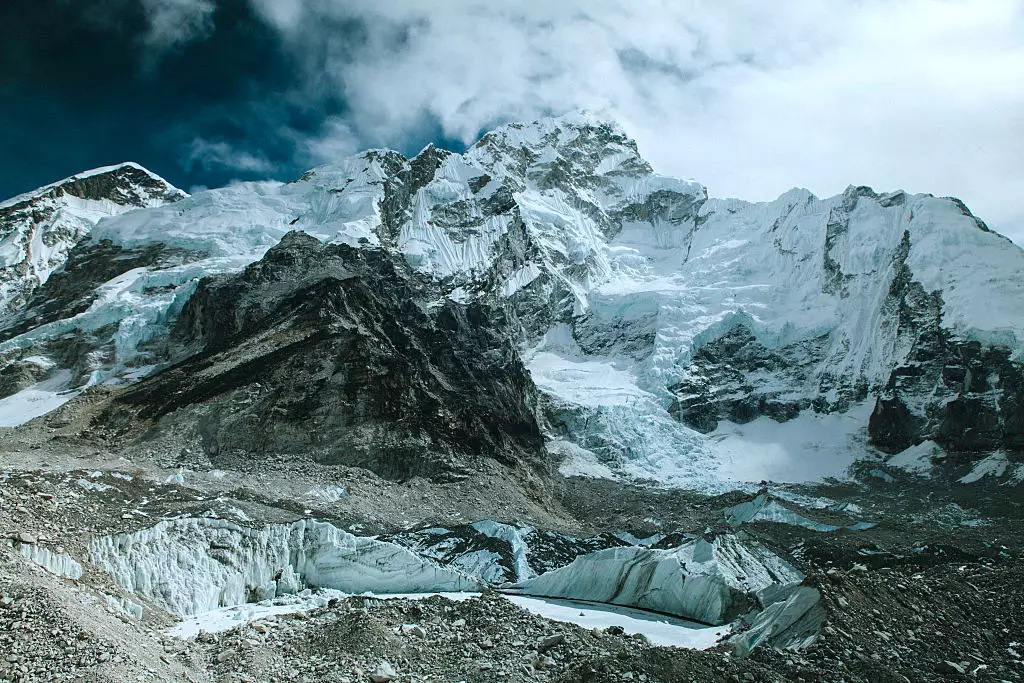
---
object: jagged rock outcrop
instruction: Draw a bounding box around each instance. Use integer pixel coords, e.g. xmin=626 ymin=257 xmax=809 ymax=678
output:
xmin=667 ymin=325 xmax=824 ymax=433
xmin=116 ymin=231 xmax=543 ymax=480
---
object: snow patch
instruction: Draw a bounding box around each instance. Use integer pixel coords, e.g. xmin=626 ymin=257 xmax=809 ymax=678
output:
xmin=709 ymin=403 xmax=872 ymax=484
xmin=959 ymin=453 xmax=1009 ymax=484
xmin=0 ymin=372 xmax=80 ymax=427
xmin=76 ymin=479 xmax=113 ymax=493
xmin=169 ymin=591 xmax=477 ymax=638
xmin=548 ymin=440 xmax=617 ymax=480
xmin=887 ymin=441 xmax=940 ymax=475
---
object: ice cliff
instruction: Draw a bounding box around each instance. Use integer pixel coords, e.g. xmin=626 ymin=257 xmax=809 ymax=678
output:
xmin=511 ymin=534 xmax=804 ymax=625
xmin=88 ymin=518 xmax=483 ymax=617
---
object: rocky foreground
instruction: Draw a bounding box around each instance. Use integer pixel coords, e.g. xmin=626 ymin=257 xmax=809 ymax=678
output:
xmin=1 ymin=427 xmax=1022 ymax=682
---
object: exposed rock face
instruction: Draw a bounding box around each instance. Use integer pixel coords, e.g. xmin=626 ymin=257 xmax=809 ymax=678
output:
xmin=870 ymin=339 xmax=1024 ymax=456
xmin=867 ymin=230 xmax=1024 ymax=456
xmin=0 ymin=163 xmax=185 ymax=315
xmin=667 ymin=325 xmax=824 ymax=433
xmin=117 ymin=231 xmax=543 ymax=480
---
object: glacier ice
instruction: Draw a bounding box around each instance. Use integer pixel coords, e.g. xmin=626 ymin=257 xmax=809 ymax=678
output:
xmin=383 ymin=521 xmax=539 ymax=585
xmin=511 ymin=534 xmax=803 ymax=625
xmin=502 ymin=594 xmax=726 ymax=649
xmin=469 ymin=520 xmax=537 ymax=582
xmin=13 ymin=541 xmax=84 ymax=579
xmin=88 ymin=517 xmax=483 ymax=617
xmin=730 ymin=586 xmax=824 ymax=657
xmin=721 ymin=492 xmax=874 ymax=532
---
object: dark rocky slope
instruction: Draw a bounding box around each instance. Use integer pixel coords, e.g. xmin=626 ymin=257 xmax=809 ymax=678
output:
xmin=114 ymin=231 xmax=543 ymax=480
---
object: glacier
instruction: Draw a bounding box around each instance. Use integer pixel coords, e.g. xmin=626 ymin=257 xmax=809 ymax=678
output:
xmin=12 ymin=540 xmax=84 ymax=580
xmin=85 ymin=516 xmax=806 ymax=646
xmin=510 ymin=534 xmax=804 ymax=626
xmin=88 ymin=517 xmax=484 ymax=617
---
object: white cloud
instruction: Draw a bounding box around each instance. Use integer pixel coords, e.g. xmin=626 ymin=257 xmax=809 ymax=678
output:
xmin=140 ymin=0 xmax=216 ymax=50
xmin=245 ymin=0 xmax=1024 ymax=242
xmin=301 ymin=117 xmax=359 ymax=166
xmin=185 ymin=138 xmax=273 ymax=174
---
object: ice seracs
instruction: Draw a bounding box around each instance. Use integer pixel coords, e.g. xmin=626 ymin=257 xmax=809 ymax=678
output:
xmin=511 ymin=534 xmax=804 ymax=625
xmin=86 ymin=515 xmax=811 ymax=651
xmin=89 ymin=517 xmax=484 ymax=617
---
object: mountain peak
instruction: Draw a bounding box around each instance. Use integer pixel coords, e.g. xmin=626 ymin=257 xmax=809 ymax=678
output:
xmin=0 ymin=162 xmax=185 ymax=212
xmin=0 ymin=162 xmax=187 ymax=314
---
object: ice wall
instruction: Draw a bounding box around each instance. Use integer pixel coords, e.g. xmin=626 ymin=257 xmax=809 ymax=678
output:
xmin=511 ymin=534 xmax=802 ymax=625
xmin=88 ymin=518 xmax=483 ymax=616
xmin=14 ymin=541 xmax=84 ymax=579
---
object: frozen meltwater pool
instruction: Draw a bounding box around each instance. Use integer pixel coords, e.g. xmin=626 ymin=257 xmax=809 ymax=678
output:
xmin=502 ymin=595 xmax=728 ymax=649
xmin=167 ymin=590 xmax=478 ymax=638
xmin=169 ymin=590 xmax=726 ymax=649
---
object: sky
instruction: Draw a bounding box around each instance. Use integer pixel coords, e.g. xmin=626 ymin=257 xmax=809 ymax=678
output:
xmin=2 ymin=0 xmax=1022 ymax=241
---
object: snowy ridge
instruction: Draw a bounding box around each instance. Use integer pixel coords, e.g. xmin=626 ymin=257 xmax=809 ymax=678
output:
xmin=0 ymin=162 xmax=186 ymax=315
xmin=1 ymin=113 xmax=1022 ymax=488
xmin=0 ymin=162 xmax=168 ymax=211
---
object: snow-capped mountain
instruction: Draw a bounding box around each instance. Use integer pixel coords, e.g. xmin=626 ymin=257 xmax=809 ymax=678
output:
xmin=1 ymin=114 xmax=1021 ymax=488
xmin=0 ymin=162 xmax=186 ymax=315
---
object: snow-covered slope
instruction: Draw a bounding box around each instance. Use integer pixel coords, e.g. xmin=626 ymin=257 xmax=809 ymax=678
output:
xmin=0 ymin=162 xmax=186 ymax=315
xmin=1 ymin=113 xmax=1021 ymax=489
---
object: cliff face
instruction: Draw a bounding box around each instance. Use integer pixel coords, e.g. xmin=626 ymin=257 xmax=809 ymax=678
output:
xmin=117 ymin=232 xmax=543 ymax=480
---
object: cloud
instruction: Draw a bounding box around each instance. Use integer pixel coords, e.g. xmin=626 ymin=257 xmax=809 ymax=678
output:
xmin=301 ymin=117 xmax=360 ymax=165
xmin=140 ymin=0 xmax=216 ymax=50
xmin=185 ymin=138 xmax=273 ymax=174
xmin=240 ymin=0 xmax=1024 ymax=241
